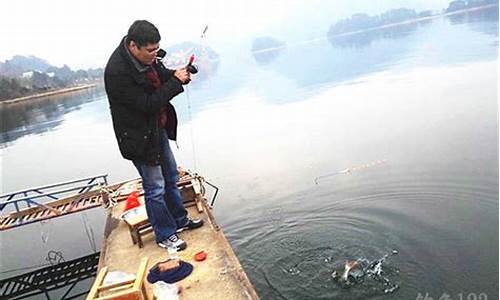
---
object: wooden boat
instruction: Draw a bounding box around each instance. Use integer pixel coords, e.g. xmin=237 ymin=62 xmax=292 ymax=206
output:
xmin=0 ymin=172 xmax=260 ymax=299
xmin=96 ymin=172 xmax=260 ymax=299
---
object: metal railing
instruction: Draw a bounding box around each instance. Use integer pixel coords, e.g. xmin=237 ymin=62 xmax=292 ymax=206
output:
xmin=0 ymin=174 xmax=108 ymax=214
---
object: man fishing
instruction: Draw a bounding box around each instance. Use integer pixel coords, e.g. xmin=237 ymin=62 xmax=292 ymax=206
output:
xmin=104 ymin=20 xmax=203 ymax=251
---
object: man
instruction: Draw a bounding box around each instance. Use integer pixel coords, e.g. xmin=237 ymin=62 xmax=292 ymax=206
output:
xmin=104 ymin=20 xmax=203 ymax=251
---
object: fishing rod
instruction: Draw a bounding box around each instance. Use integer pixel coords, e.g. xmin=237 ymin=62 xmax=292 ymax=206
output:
xmin=156 ymin=25 xmax=209 ymax=171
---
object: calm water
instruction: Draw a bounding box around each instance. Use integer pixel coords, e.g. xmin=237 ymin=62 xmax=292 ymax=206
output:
xmin=1 ymin=6 xmax=498 ymax=300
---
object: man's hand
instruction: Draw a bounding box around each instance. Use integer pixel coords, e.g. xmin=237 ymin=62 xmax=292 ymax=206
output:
xmin=174 ymin=68 xmax=191 ymax=84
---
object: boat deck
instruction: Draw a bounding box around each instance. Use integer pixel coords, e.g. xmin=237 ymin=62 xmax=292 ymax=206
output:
xmin=99 ymin=187 xmax=259 ymax=300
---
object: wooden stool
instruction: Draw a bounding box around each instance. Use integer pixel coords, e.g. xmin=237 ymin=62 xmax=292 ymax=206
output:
xmin=129 ymin=220 xmax=153 ymax=248
xmin=121 ymin=206 xmax=153 ymax=248
xmin=121 ymin=178 xmax=203 ymax=248
xmin=86 ymin=258 xmax=149 ymax=300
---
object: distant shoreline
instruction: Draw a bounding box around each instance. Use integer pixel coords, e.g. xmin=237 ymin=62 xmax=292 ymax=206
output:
xmin=0 ymin=84 xmax=99 ymax=105
xmin=329 ymin=4 xmax=498 ymax=38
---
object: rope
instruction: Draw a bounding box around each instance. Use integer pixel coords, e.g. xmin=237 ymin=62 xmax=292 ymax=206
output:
xmin=40 ymin=219 xmax=50 ymax=243
xmin=3 ymin=215 xmax=96 ymax=275
xmin=99 ymin=183 xmax=118 ymax=209
xmin=81 ymin=212 xmax=97 ymax=253
xmin=0 ymin=249 xmax=68 ymax=274
xmin=0 ymin=249 xmax=67 ymax=275
xmin=46 ymin=250 xmax=65 ymax=265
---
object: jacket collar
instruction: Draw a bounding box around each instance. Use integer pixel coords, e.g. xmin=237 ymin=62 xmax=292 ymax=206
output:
xmin=117 ymin=36 xmax=149 ymax=84
xmin=122 ymin=37 xmax=150 ymax=73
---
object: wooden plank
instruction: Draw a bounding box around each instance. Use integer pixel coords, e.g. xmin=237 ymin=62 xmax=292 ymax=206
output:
xmin=133 ymin=258 xmax=149 ymax=291
xmin=86 ymin=266 xmax=108 ymax=300
xmin=98 ymin=280 xmax=135 ymax=291
xmin=195 ymin=195 xmax=204 ymax=213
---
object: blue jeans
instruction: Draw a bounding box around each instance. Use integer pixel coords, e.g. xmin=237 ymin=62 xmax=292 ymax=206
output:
xmin=133 ymin=129 xmax=188 ymax=243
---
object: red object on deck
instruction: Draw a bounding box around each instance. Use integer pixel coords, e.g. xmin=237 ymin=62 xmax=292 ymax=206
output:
xmin=194 ymin=251 xmax=207 ymax=261
xmin=124 ymin=191 xmax=140 ymax=211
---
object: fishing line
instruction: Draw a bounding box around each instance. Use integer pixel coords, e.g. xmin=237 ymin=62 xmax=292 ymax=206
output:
xmin=184 ymin=24 xmax=209 ymax=172
xmin=315 ymin=159 xmax=388 ymax=184
xmin=185 ymin=86 xmax=198 ymax=171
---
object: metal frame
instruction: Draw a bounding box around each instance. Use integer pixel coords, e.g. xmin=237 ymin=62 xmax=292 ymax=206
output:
xmin=0 ymin=174 xmax=108 ymax=214
xmin=204 ymin=179 xmax=219 ymax=207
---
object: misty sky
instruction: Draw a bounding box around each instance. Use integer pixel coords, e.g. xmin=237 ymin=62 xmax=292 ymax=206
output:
xmin=1 ymin=0 xmax=450 ymax=70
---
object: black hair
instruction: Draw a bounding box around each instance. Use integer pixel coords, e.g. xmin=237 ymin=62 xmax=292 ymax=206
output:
xmin=126 ymin=20 xmax=161 ymax=47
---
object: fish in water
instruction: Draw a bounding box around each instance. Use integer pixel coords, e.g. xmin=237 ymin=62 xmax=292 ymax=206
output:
xmin=344 ymin=260 xmax=363 ymax=280
xmin=331 ymin=250 xmax=400 ymax=294
xmin=331 ymin=260 xmax=364 ymax=283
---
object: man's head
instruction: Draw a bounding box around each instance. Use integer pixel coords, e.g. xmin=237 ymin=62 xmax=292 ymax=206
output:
xmin=126 ymin=20 xmax=161 ymax=65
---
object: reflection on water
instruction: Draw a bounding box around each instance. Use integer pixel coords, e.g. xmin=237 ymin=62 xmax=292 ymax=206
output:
xmin=447 ymin=5 xmax=499 ymax=32
xmin=251 ymin=36 xmax=287 ymax=65
xmin=328 ymin=22 xmax=420 ymax=49
xmin=0 ymin=6 xmax=498 ymax=300
xmin=328 ymin=6 xmax=498 ymax=49
xmin=272 ymin=8 xmax=498 ymax=92
xmin=0 ymin=86 xmax=106 ymax=147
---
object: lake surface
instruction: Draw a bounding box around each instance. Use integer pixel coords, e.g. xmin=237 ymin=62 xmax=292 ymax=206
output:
xmin=0 ymin=6 xmax=498 ymax=300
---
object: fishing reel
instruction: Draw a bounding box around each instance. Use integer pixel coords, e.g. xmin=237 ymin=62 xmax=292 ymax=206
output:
xmin=186 ymin=55 xmax=198 ymax=74
xmin=156 ymin=49 xmax=198 ymax=74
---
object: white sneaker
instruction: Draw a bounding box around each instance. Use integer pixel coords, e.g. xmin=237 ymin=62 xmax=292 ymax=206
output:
xmin=157 ymin=234 xmax=187 ymax=251
xmin=176 ymin=218 xmax=204 ymax=233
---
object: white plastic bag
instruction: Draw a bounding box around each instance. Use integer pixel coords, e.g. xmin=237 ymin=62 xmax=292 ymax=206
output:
xmin=153 ymin=281 xmax=179 ymax=300
xmin=103 ymin=271 xmax=136 ymax=285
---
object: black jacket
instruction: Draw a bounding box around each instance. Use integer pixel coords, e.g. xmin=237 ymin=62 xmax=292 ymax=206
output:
xmin=104 ymin=38 xmax=184 ymax=165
